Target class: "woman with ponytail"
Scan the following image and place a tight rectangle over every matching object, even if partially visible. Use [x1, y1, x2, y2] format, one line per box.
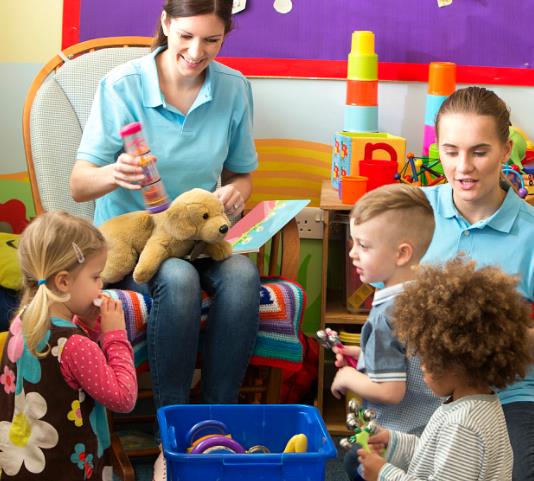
[422, 86, 534, 480]
[0, 211, 137, 480]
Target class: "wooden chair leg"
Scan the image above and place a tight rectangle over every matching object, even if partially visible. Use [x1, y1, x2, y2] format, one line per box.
[265, 367, 283, 404]
[110, 433, 136, 481]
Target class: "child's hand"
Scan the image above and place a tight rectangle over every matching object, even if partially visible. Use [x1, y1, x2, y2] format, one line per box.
[367, 429, 390, 452]
[357, 448, 386, 481]
[333, 344, 360, 368]
[99, 296, 125, 333]
[331, 365, 356, 399]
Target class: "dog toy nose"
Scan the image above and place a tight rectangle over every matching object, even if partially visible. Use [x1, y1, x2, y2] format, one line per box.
[219, 225, 229, 234]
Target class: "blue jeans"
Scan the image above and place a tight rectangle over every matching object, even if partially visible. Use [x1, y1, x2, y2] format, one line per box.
[0, 286, 19, 331]
[112, 254, 260, 407]
[503, 402, 534, 481]
[344, 444, 366, 481]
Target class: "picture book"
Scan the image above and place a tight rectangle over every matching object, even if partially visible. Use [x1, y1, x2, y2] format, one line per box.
[227, 199, 310, 254]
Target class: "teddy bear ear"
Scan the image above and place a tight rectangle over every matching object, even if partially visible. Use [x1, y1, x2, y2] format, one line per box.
[167, 202, 197, 240]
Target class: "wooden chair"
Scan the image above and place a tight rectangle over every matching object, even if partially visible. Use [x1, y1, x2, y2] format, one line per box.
[22, 37, 305, 480]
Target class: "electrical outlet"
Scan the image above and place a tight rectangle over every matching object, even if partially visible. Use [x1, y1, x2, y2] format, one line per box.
[296, 207, 324, 239]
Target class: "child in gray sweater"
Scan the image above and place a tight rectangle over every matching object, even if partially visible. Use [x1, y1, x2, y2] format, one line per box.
[358, 257, 532, 481]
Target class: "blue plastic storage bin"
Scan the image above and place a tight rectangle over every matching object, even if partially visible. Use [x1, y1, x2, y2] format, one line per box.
[158, 404, 337, 481]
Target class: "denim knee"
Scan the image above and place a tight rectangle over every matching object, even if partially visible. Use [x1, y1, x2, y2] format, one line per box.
[215, 255, 260, 292]
[152, 257, 201, 299]
[503, 401, 534, 481]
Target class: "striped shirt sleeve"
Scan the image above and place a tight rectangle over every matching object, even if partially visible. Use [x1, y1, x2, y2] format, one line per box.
[384, 431, 419, 473]
[379, 423, 484, 481]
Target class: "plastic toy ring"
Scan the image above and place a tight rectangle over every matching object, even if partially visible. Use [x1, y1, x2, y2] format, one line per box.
[247, 445, 271, 454]
[186, 420, 229, 446]
[191, 435, 246, 454]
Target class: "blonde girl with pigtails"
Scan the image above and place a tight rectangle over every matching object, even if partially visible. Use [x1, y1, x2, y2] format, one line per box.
[0, 211, 137, 480]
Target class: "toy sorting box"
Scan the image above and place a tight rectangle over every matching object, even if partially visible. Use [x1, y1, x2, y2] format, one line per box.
[331, 132, 406, 190]
[158, 404, 336, 481]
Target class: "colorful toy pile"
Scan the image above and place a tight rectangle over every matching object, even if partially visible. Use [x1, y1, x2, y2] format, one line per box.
[185, 419, 308, 454]
[158, 404, 336, 481]
[331, 31, 406, 207]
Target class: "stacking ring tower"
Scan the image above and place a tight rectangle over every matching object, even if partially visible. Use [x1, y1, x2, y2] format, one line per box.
[344, 31, 378, 133]
[422, 62, 456, 156]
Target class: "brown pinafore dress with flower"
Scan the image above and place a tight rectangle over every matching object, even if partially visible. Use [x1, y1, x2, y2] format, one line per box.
[0, 316, 111, 480]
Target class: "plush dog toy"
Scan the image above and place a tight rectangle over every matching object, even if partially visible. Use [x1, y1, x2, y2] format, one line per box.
[100, 188, 232, 284]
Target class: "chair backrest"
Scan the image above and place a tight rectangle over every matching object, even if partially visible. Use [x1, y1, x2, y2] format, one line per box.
[23, 36, 153, 219]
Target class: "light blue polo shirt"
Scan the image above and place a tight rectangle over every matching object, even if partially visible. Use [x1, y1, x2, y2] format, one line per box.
[77, 47, 257, 226]
[422, 183, 534, 404]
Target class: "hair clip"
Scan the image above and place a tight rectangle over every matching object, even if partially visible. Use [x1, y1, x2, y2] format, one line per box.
[72, 242, 85, 264]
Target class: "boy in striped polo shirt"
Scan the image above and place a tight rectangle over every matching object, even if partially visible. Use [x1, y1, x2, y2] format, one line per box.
[358, 257, 532, 481]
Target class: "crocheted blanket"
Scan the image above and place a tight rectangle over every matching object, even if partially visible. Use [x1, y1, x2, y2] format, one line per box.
[104, 276, 305, 372]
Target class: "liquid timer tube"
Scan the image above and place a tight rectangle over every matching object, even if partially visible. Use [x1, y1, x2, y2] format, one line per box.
[119, 122, 170, 213]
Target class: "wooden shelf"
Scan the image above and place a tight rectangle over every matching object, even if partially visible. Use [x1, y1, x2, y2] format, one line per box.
[325, 296, 368, 325]
[318, 180, 370, 434]
[320, 180, 354, 211]
[322, 393, 351, 436]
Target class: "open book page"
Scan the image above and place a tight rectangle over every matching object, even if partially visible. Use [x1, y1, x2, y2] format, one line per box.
[226, 199, 310, 254]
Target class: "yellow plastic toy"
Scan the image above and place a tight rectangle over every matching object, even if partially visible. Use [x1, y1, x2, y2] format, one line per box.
[283, 434, 308, 453]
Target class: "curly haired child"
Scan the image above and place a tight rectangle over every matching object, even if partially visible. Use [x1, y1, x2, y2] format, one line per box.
[329, 184, 442, 481]
[0, 211, 137, 480]
[358, 257, 532, 481]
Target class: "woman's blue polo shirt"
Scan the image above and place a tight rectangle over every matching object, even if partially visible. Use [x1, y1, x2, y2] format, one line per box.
[422, 183, 534, 404]
[77, 47, 257, 226]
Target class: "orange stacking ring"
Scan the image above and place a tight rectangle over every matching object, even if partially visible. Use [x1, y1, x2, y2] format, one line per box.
[346, 80, 378, 106]
[428, 62, 456, 96]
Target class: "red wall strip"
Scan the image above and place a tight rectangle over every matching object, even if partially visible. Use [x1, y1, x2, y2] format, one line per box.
[62, 0, 80, 49]
[61, 0, 534, 86]
[218, 58, 534, 87]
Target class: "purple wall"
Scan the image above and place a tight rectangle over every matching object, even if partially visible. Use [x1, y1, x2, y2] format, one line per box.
[80, 0, 534, 69]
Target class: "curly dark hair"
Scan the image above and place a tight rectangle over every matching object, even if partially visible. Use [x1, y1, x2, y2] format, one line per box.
[392, 257, 532, 389]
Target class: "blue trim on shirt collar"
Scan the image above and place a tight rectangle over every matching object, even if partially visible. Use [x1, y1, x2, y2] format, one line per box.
[436, 183, 521, 233]
[140, 47, 214, 111]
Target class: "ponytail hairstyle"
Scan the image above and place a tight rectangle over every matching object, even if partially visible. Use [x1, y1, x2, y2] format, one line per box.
[17, 211, 106, 357]
[152, 0, 234, 50]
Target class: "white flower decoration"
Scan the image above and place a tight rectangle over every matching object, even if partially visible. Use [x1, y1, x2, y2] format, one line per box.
[102, 465, 113, 481]
[0, 390, 59, 476]
[51, 337, 68, 362]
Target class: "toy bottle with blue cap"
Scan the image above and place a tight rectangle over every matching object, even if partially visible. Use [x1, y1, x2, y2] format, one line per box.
[119, 121, 170, 213]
